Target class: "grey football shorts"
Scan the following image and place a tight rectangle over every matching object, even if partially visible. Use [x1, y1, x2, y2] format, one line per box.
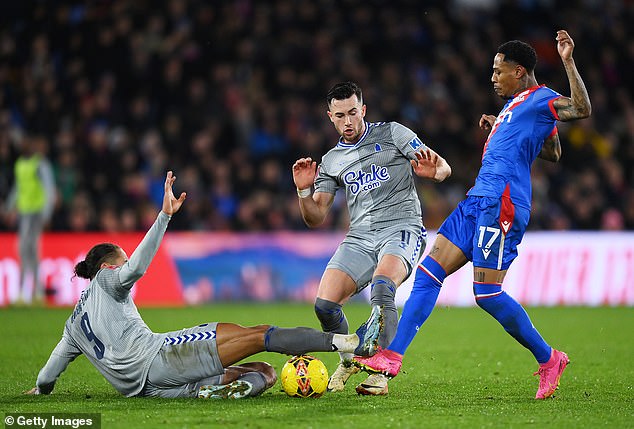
[140, 322, 225, 398]
[326, 223, 427, 293]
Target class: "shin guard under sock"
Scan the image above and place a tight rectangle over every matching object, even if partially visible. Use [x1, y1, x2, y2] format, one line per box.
[236, 371, 268, 397]
[315, 298, 351, 360]
[389, 256, 445, 355]
[264, 326, 335, 355]
[474, 282, 551, 363]
[370, 275, 398, 347]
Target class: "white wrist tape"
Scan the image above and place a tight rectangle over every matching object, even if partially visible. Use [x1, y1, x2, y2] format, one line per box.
[297, 188, 312, 198]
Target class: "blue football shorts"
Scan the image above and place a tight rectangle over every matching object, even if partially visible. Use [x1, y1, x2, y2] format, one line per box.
[438, 194, 530, 271]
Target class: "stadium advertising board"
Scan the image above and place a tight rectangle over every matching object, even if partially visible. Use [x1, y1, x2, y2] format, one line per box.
[397, 232, 634, 307]
[0, 233, 183, 306]
[0, 231, 632, 307]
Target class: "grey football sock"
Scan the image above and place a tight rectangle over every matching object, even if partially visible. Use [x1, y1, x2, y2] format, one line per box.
[370, 275, 398, 347]
[237, 371, 268, 397]
[315, 297, 353, 361]
[264, 326, 335, 355]
[314, 298, 349, 333]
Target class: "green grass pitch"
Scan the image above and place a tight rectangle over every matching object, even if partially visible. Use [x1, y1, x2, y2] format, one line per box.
[1, 304, 632, 429]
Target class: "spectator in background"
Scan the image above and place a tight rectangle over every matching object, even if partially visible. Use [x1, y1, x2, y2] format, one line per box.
[4, 134, 56, 304]
[0, 1, 630, 232]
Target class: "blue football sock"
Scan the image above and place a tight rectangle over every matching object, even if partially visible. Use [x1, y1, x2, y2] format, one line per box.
[388, 256, 445, 355]
[474, 283, 551, 363]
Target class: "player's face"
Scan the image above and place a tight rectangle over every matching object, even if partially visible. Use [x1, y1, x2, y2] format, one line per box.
[327, 95, 366, 144]
[110, 247, 128, 268]
[98, 247, 128, 271]
[491, 53, 523, 99]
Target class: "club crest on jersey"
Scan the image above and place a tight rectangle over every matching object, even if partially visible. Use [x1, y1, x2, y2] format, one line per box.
[344, 163, 390, 194]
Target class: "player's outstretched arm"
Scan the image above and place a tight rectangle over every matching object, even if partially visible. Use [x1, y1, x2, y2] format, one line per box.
[538, 130, 562, 162]
[552, 30, 591, 122]
[27, 336, 82, 395]
[119, 171, 186, 289]
[411, 148, 452, 183]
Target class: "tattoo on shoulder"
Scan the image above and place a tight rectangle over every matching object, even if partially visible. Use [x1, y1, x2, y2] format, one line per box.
[554, 97, 578, 121]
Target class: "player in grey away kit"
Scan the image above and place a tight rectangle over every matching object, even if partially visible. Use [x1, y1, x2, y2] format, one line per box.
[292, 81, 452, 395]
[26, 171, 382, 399]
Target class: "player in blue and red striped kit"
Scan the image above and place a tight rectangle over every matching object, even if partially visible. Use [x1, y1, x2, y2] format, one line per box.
[355, 30, 591, 398]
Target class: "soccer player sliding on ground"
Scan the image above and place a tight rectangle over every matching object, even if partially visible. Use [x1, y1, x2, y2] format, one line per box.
[25, 171, 383, 399]
[355, 30, 591, 399]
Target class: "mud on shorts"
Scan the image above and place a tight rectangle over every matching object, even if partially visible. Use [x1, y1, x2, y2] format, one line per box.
[326, 223, 427, 294]
[139, 322, 226, 398]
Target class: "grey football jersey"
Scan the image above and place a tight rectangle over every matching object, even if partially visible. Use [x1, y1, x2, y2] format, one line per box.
[315, 121, 427, 230]
[36, 212, 171, 397]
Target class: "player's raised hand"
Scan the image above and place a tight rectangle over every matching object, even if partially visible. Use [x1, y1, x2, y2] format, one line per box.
[292, 157, 317, 190]
[411, 148, 438, 180]
[556, 30, 575, 61]
[479, 114, 496, 130]
[162, 170, 186, 216]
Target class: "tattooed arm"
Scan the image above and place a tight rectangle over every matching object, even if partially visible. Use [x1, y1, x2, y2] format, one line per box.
[538, 130, 561, 162]
[551, 30, 591, 122]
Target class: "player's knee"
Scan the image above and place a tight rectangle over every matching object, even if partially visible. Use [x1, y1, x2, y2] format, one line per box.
[414, 256, 447, 289]
[473, 283, 504, 311]
[250, 324, 272, 334]
[314, 298, 346, 332]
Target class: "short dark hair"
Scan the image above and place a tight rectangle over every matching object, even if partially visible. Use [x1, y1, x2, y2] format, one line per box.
[327, 81, 363, 107]
[497, 40, 537, 72]
[74, 243, 120, 280]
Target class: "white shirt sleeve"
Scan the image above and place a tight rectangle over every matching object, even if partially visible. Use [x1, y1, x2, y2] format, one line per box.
[117, 211, 171, 290]
[36, 334, 82, 394]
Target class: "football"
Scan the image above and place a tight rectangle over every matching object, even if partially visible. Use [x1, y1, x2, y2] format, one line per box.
[280, 355, 329, 398]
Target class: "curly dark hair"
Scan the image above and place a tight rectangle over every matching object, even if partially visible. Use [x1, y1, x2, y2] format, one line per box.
[326, 81, 363, 107]
[497, 40, 537, 72]
[74, 243, 120, 280]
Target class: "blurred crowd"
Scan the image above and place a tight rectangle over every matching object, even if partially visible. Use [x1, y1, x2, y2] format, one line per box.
[0, 0, 632, 232]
